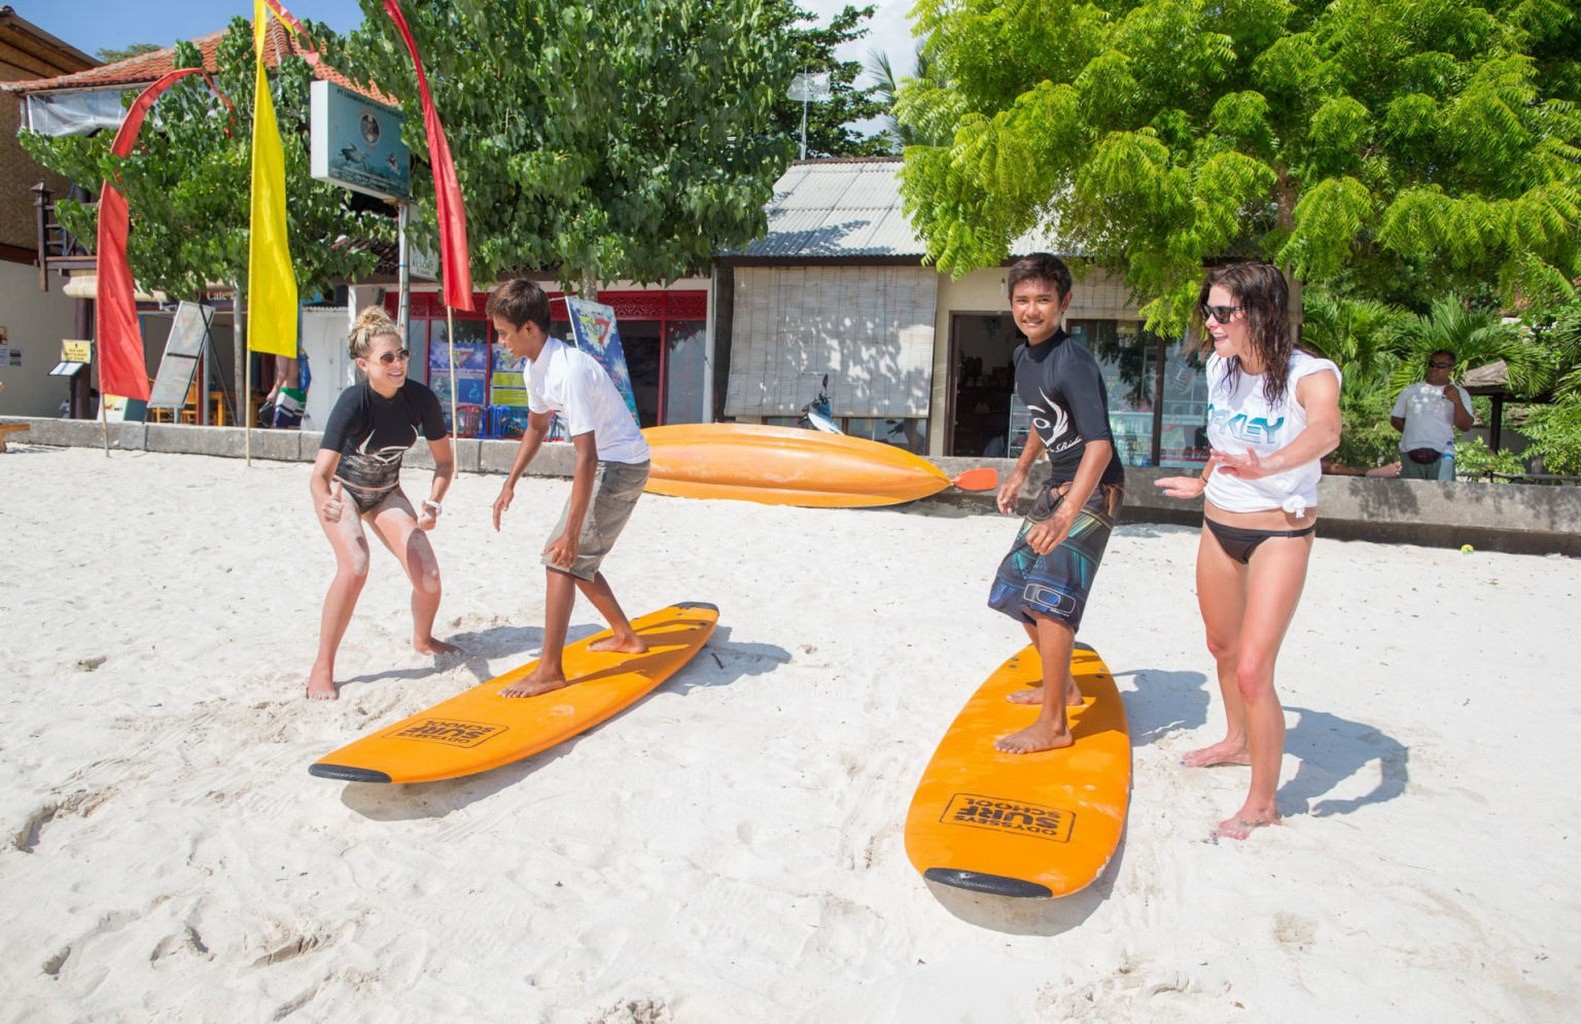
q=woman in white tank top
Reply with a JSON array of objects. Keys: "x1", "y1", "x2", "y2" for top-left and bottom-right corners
[{"x1": 1154, "y1": 261, "x2": 1342, "y2": 840}]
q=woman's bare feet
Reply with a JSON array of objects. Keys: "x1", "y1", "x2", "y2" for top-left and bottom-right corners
[
  {"x1": 499, "y1": 668, "x2": 567, "y2": 699},
  {"x1": 1210, "y1": 810, "x2": 1280, "y2": 841},
  {"x1": 415, "y1": 636, "x2": 461, "y2": 657},
  {"x1": 1180, "y1": 738, "x2": 1251, "y2": 767},
  {"x1": 306, "y1": 667, "x2": 338, "y2": 701},
  {"x1": 588, "y1": 633, "x2": 648, "y2": 655}
]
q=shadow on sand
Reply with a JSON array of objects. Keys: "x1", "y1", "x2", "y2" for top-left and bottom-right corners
[
  {"x1": 1279, "y1": 705, "x2": 1409, "y2": 819},
  {"x1": 338, "y1": 623, "x2": 788, "y2": 821}
]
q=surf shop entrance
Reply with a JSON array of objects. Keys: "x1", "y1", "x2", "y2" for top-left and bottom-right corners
[
  {"x1": 393, "y1": 287, "x2": 709, "y2": 437},
  {"x1": 946, "y1": 313, "x2": 1212, "y2": 469}
]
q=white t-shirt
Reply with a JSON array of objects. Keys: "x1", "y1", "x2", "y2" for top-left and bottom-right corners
[
  {"x1": 1391, "y1": 381, "x2": 1471, "y2": 455},
  {"x1": 524, "y1": 336, "x2": 650, "y2": 464},
  {"x1": 1203, "y1": 350, "x2": 1341, "y2": 516}
]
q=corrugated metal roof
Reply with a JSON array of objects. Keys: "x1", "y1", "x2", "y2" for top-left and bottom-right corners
[{"x1": 724, "y1": 158, "x2": 1069, "y2": 261}]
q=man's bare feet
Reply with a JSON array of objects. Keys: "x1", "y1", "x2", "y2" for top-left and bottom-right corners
[
  {"x1": 499, "y1": 669, "x2": 568, "y2": 699},
  {"x1": 587, "y1": 634, "x2": 648, "y2": 655},
  {"x1": 1180, "y1": 739, "x2": 1251, "y2": 767},
  {"x1": 1209, "y1": 812, "x2": 1280, "y2": 841},
  {"x1": 415, "y1": 637, "x2": 462, "y2": 657},
  {"x1": 305, "y1": 668, "x2": 338, "y2": 701},
  {"x1": 1007, "y1": 678, "x2": 1084, "y2": 707},
  {"x1": 995, "y1": 719, "x2": 1074, "y2": 754}
]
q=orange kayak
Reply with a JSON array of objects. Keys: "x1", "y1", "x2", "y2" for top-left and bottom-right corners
[
  {"x1": 642, "y1": 423, "x2": 959, "y2": 507},
  {"x1": 904, "y1": 642, "x2": 1130, "y2": 898}
]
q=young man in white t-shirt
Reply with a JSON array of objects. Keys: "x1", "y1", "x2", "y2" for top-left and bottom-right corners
[
  {"x1": 1391, "y1": 349, "x2": 1474, "y2": 481},
  {"x1": 488, "y1": 277, "x2": 653, "y2": 697}
]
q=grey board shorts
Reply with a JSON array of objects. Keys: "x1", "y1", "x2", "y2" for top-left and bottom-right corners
[{"x1": 543, "y1": 459, "x2": 649, "y2": 580}]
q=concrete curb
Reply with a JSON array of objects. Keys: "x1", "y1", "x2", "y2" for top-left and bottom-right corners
[{"x1": 7, "y1": 416, "x2": 1577, "y2": 557}]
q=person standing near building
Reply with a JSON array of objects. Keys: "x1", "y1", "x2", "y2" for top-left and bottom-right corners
[
  {"x1": 307, "y1": 307, "x2": 458, "y2": 700},
  {"x1": 1391, "y1": 350, "x2": 1473, "y2": 481},
  {"x1": 488, "y1": 278, "x2": 652, "y2": 697},
  {"x1": 988, "y1": 253, "x2": 1126, "y2": 755}
]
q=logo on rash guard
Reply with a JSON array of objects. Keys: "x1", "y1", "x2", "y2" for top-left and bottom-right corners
[
  {"x1": 356, "y1": 426, "x2": 419, "y2": 464},
  {"x1": 1030, "y1": 388, "x2": 1082, "y2": 454}
]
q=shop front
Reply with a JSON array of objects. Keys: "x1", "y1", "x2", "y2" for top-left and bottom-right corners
[
  {"x1": 938, "y1": 268, "x2": 1211, "y2": 469},
  {"x1": 393, "y1": 286, "x2": 709, "y2": 437}
]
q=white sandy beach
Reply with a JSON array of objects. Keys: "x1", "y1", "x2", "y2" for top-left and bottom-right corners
[{"x1": 0, "y1": 443, "x2": 1575, "y2": 1023}]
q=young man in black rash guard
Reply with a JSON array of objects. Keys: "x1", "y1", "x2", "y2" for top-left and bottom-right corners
[{"x1": 987, "y1": 253, "x2": 1125, "y2": 754}]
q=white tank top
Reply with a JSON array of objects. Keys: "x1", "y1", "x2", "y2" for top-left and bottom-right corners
[{"x1": 1203, "y1": 350, "x2": 1341, "y2": 516}]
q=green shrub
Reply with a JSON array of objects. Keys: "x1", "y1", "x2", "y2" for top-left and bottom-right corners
[{"x1": 1454, "y1": 436, "x2": 1526, "y2": 480}]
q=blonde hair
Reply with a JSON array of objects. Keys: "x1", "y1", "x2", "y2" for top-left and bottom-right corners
[{"x1": 349, "y1": 306, "x2": 401, "y2": 360}]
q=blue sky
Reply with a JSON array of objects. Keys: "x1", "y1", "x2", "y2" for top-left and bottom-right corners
[
  {"x1": 17, "y1": 1, "x2": 366, "y2": 59},
  {"x1": 18, "y1": 0, "x2": 916, "y2": 84}
]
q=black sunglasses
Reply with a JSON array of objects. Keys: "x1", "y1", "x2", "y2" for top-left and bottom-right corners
[
  {"x1": 375, "y1": 348, "x2": 412, "y2": 365},
  {"x1": 1428, "y1": 360, "x2": 1453, "y2": 369},
  {"x1": 1199, "y1": 304, "x2": 1245, "y2": 323}
]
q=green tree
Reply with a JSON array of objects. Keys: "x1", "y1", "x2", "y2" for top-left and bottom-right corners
[
  {"x1": 95, "y1": 43, "x2": 162, "y2": 64},
  {"x1": 1383, "y1": 296, "x2": 1532, "y2": 395},
  {"x1": 868, "y1": 43, "x2": 955, "y2": 152},
  {"x1": 898, "y1": 0, "x2": 1581, "y2": 331},
  {"x1": 23, "y1": 21, "x2": 389, "y2": 302},
  {"x1": 772, "y1": 3, "x2": 890, "y2": 157},
  {"x1": 1517, "y1": 305, "x2": 1581, "y2": 474},
  {"x1": 322, "y1": 0, "x2": 798, "y2": 296},
  {"x1": 1299, "y1": 288, "x2": 1410, "y2": 465}
]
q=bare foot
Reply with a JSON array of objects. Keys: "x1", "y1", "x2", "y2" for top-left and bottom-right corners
[
  {"x1": 588, "y1": 634, "x2": 648, "y2": 655},
  {"x1": 1209, "y1": 813, "x2": 1280, "y2": 841},
  {"x1": 305, "y1": 667, "x2": 338, "y2": 701},
  {"x1": 994, "y1": 719, "x2": 1074, "y2": 754},
  {"x1": 499, "y1": 669, "x2": 568, "y2": 699},
  {"x1": 1180, "y1": 739, "x2": 1251, "y2": 767},
  {"x1": 1007, "y1": 678, "x2": 1083, "y2": 707},
  {"x1": 416, "y1": 637, "x2": 461, "y2": 657}
]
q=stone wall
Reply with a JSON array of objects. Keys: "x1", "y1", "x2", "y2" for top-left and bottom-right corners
[{"x1": 7, "y1": 415, "x2": 1577, "y2": 557}]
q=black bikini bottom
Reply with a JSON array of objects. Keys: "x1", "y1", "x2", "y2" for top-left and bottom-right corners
[{"x1": 1205, "y1": 518, "x2": 1316, "y2": 565}]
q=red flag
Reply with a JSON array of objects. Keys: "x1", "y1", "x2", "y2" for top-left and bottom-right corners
[
  {"x1": 383, "y1": 0, "x2": 475, "y2": 311},
  {"x1": 96, "y1": 69, "x2": 211, "y2": 401}
]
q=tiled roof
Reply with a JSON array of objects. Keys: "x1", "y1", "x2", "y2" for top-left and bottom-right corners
[
  {"x1": 3, "y1": 17, "x2": 391, "y2": 103},
  {"x1": 723, "y1": 158, "x2": 1068, "y2": 261}
]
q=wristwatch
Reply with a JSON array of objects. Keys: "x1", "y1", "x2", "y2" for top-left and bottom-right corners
[{"x1": 423, "y1": 500, "x2": 442, "y2": 515}]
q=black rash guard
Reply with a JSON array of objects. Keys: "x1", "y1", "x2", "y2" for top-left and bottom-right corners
[
  {"x1": 1013, "y1": 329, "x2": 1125, "y2": 487},
  {"x1": 319, "y1": 380, "x2": 448, "y2": 496}
]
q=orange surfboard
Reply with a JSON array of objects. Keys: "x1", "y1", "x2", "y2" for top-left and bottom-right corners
[
  {"x1": 309, "y1": 604, "x2": 718, "y2": 784},
  {"x1": 904, "y1": 642, "x2": 1130, "y2": 898},
  {"x1": 642, "y1": 423, "x2": 993, "y2": 507}
]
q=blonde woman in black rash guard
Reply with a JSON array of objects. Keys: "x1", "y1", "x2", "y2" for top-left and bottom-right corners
[{"x1": 306, "y1": 306, "x2": 459, "y2": 700}]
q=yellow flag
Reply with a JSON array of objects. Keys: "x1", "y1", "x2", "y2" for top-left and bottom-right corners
[{"x1": 247, "y1": 0, "x2": 298, "y2": 356}]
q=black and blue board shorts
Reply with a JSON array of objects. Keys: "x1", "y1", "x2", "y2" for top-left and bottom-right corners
[{"x1": 988, "y1": 482, "x2": 1123, "y2": 632}]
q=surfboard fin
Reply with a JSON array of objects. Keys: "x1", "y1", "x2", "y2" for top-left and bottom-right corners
[
  {"x1": 950, "y1": 467, "x2": 999, "y2": 491},
  {"x1": 923, "y1": 867, "x2": 1054, "y2": 899}
]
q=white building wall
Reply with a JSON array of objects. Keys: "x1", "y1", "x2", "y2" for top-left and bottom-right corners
[{"x1": 0, "y1": 260, "x2": 82, "y2": 416}]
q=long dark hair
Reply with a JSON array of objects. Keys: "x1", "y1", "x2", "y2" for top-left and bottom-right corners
[{"x1": 1197, "y1": 261, "x2": 1293, "y2": 407}]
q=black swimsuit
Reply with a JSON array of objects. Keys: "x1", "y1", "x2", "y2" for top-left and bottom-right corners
[
  {"x1": 320, "y1": 380, "x2": 447, "y2": 514},
  {"x1": 1205, "y1": 519, "x2": 1317, "y2": 564}
]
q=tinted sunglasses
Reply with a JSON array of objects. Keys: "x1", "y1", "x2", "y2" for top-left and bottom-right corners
[
  {"x1": 375, "y1": 349, "x2": 411, "y2": 365},
  {"x1": 1199, "y1": 304, "x2": 1245, "y2": 323}
]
